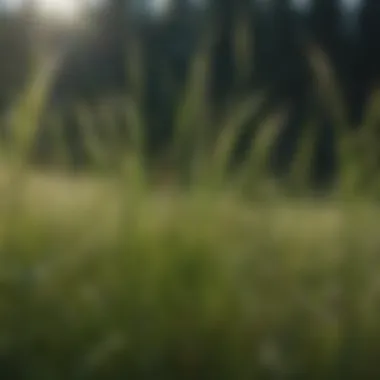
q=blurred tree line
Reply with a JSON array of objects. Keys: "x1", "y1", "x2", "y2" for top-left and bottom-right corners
[
  {"x1": 0, "y1": 3, "x2": 34, "y2": 115},
  {"x1": 1, "y1": 0, "x2": 380, "y2": 185}
]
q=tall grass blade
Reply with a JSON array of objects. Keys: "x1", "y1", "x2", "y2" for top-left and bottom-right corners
[
  {"x1": 356, "y1": 89, "x2": 380, "y2": 197},
  {"x1": 1, "y1": 53, "x2": 62, "y2": 233},
  {"x1": 307, "y1": 46, "x2": 357, "y2": 196},
  {"x1": 206, "y1": 95, "x2": 264, "y2": 190},
  {"x1": 172, "y1": 38, "x2": 213, "y2": 180},
  {"x1": 76, "y1": 104, "x2": 109, "y2": 171},
  {"x1": 7, "y1": 52, "x2": 61, "y2": 170},
  {"x1": 238, "y1": 109, "x2": 287, "y2": 198},
  {"x1": 287, "y1": 119, "x2": 318, "y2": 194},
  {"x1": 123, "y1": 96, "x2": 147, "y2": 191}
]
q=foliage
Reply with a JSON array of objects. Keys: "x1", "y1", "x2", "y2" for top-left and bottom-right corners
[
  {"x1": 0, "y1": 2, "x2": 380, "y2": 379},
  {"x1": 1, "y1": 179, "x2": 380, "y2": 379}
]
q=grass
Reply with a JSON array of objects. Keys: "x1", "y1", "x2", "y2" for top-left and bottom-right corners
[
  {"x1": 0, "y1": 160, "x2": 379, "y2": 379},
  {"x1": 0, "y1": 157, "x2": 380, "y2": 379},
  {"x1": 1, "y1": 30, "x2": 380, "y2": 379}
]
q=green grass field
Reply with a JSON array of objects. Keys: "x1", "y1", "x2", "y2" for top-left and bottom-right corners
[
  {"x1": 0, "y1": 161, "x2": 379, "y2": 379},
  {"x1": 0, "y1": 48, "x2": 380, "y2": 379}
]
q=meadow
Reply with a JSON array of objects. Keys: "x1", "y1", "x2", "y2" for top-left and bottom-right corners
[{"x1": 0, "y1": 45, "x2": 380, "y2": 379}]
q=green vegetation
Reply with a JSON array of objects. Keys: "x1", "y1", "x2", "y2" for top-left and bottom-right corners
[
  {"x1": 1, "y1": 176, "x2": 380, "y2": 379},
  {"x1": 0, "y1": 48, "x2": 379, "y2": 380},
  {"x1": 1, "y1": 4, "x2": 380, "y2": 376}
]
